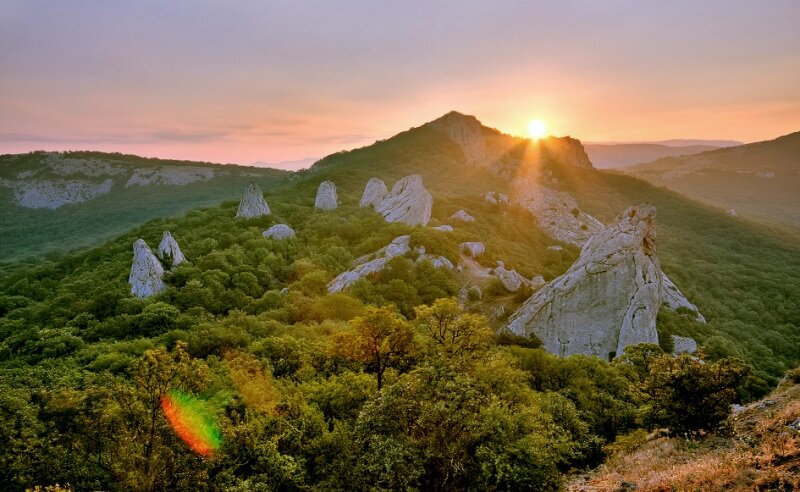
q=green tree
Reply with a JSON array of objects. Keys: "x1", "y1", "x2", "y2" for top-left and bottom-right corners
[{"x1": 414, "y1": 298, "x2": 493, "y2": 364}]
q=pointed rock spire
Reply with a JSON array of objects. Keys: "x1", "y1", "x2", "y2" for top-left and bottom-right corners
[
  {"x1": 236, "y1": 182, "x2": 270, "y2": 219},
  {"x1": 157, "y1": 231, "x2": 186, "y2": 268},
  {"x1": 507, "y1": 204, "x2": 663, "y2": 359},
  {"x1": 315, "y1": 181, "x2": 339, "y2": 210},
  {"x1": 129, "y1": 239, "x2": 165, "y2": 298},
  {"x1": 360, "y1": 178, "x2": 388, "y2": 208}
]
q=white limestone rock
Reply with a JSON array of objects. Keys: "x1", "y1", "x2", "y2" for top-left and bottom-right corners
[
  {"x1": 328, "y1": 235, "x2": 412, "y2": 293},
  {"x1": 512, "y1": 178, "x2": 603, "y2": 246},
  {"x1": 11, "y1": 179, "x2": 114, "y2": 209},
  {"x1": 492, "y1": 261, "x2": 542, "y2": 293},
  {"x1": 662, "y1": 274, "x2": 706, "y2": 322},
  {"x1": 125, "y1": 166, "x2": 218, "y2": 187},
  {"x1": 236, "y1": 183, "x2": 271, "y2": 219},
  {"x1": 315, "y1": 181, "x2": 338, "y2": 210},
  {"x1": 671, "y1": 335, "x2": 698, "y2": 355},
  {"x1": 129, "y1": 239, "x2": 166, "y2": 298},
  {"x1": 433, "y1": 225, "x2": 454, "y2": 232},
  {"x1": 451, "y1": 210, "x2": 476, "y2": 222},
  {"x1": 459, "y1": 241, "x2": 485, "y2": 258},
  {"x1": 417, "y1": 254, "x2": 454, "y2": 270},
  {"x1": 507, "y1": 204, "x2": 664, "y2": 359},
  {"x1": 359, "y1": 178, "x2": 388, "y2": 208},
  {"x1": 157, "y1": 231, "x2": 187, "y2": 267},
  {"x1": 484, "y1": 191, "x2": 510, "y2": 205},
  {"x1": 375, "y1": 175, "x2": 433, "y2": 226},
  {"x1": 263, "y1": 224, "x2": 296, "y2": 240}
]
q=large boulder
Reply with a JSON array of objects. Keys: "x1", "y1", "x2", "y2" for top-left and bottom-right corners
[
  {"x1": 359, "y1": 178, "x2": 388, "y2": 208},
  {"x1": 157, "y1": 231, "x2": 186, "y2": 268},
  {"x1": 492, "y1": 261, "x2": 541, "y2": 292},
  {"x1": 236, "y1": 182, "x2": 270, "y2": 219},
  {"x1": 129, "y1": 239, "x2": 165, "y2": 298},
  {"x1": 328, "y1": 235, "x2": 412, "y2": 293},
  {"x1": 459, "y1": 241, "x2": 485, "y2": 258},
  {"x1": 263, "y1": 224, "x2": 296, "y2": 240},
  {"x1": 315, "y1": 181, "x2": 338, "y2": 210},
  {"x1": 671, "y1": 335, "x2": 698, "y2": 355},
  {"x1": 375, "y1": 175, "x2": 433, "y2": 226},
  {"x1": 507, "y1": 204, "x2": 664, "y2": 359}
]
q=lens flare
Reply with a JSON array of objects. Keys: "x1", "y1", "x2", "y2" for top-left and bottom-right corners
[{"x1": 161, "y1": 390, "x2": 222, "y2": 456}]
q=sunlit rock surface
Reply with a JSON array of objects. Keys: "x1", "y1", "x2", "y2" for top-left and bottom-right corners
[
  {"x1": 359, "y1": 178, "x2": 388, "y2": 208},
  {"x1": 459, "y1": 241, "x2": 485, "y2": 258},
  {"x1": 507, "y1": 204, "x2": 663, "y2": 359},
  {"x1": 129, "y1": 239, "x2": 165, "y2": 298},
  {"x1": 315, "y1": 180, "x2": 339, "y2": 210},
  {"x1": 451, "y1": 209, "x2": 476, "y2": 222},
  {"x1": 235, "y1": 182, "x2": 271, "y2": 219},
  {"x1": 375, "y1": 175, "x2": 433, "y2": 226}
]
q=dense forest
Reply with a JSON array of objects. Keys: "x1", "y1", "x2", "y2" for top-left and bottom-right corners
[{"x1": 1, "y1": 121, "x2": 799, "y2": 490}]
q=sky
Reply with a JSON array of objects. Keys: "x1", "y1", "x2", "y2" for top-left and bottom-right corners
[{"x1": 1, "y1": 1, "x2": 799, "y2": 168}]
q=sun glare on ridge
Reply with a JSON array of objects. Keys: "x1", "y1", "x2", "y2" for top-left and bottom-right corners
[{"x1": 527, "y1": 119, "x2": 547, "y2": 139}]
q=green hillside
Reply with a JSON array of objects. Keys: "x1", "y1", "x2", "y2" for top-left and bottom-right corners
[
  {"x1": 0, "y1": 151, "x2": 290, "y2": 262},
  {"x1": 623, "y1": 131, "x2": 800, "y2": 228},
  {"x1": 1, "y1": 115, "x2": 798, "y2": 490}
]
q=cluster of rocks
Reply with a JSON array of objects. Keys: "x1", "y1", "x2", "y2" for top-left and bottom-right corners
[
  {"x1": 328, "y1": 235, "x2": 452, "y2": 293},
  {"x1": 129, "y1": 231, "x2": 187, "y2": 298}
]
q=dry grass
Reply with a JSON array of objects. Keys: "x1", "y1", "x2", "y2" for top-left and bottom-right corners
[{"x1": 568, "y1": 379, "x2": 800, "y2": 492}]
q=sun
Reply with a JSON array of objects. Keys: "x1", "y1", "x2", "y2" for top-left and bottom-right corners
[{"x1": 527, "y1": 119, "x2": 547, "y2": 140}]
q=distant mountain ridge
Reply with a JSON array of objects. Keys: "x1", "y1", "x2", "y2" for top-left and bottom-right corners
[
  {"x1": 624, "y1": 131, "x2": 800, "y2": 228},
  {"x1": 584, "y1": 143, "x2": 721, "y2": 169}
]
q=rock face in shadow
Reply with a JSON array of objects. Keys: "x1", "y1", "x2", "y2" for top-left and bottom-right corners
[
  {"x1": 662, "y1": 275, "x2": 706, "y2": 322},
  {"x1": 375, "y1": 175, "x2": 433, "y2": 226},
  {"x1": 507, "y1": 204, "x2": 663, "y2": 359},
  {"x1": 157, "y1": 231, "x2": 186, "y2": 268},
  {"x1": 360, "y1": 178, "x2": 388, "y2": 208},
  {"x1": 129, "y1": 239, "x2": 165, "y2": 298},
  {"x1": 315, "y1": 181, "x2": 338, "y2": 210},
  {"x1": 236, "y1": 182, "x2": 271, "y2": 219},
  {"x1": 263, "y1": 224, "x2": 295, "y2": 240}
]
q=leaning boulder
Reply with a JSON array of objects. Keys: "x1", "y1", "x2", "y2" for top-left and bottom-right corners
[
  {"x1": 263, "y1": 224, "x2": 296, "y2": 240},
  {"x1": 507, "y1": 204, "x2": 663, "y2": 359},
  {"x1": 157, "y1": 231, "x2": 186, "y2": 268},
  {"x1": 236, "y1": 182, "x2": 271, "y2": 219},
  {"x1": 459, "y1": 241, "x2": 485, "y2": 258},
  {"x1": 328, "y1": 235, "x2": 412, "y2": 293},
  {"x1": 375, "y1": 175, "x2": 433, "y2": 226},
  {"x1": 360, "y1": 178, "x2": 388, "y2": 208},
  {"x1": 492, "y1": 261, "x2": 535, "y2": 292},
  {"x1": 451, "y1": 210, "x2": 475, "y2": 222},
  {"x1": 315, "y1": 181, "x2": 338, "y2": 210},
  {"x1": 129, "y1": 239, "x2": 165, "y2": 298}
]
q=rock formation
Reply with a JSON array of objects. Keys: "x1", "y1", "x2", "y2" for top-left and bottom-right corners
[
  {"x1": 157, "y1": 231, "x2": 186, "y2": 267},
  {"x1": 451, "y1": 210, "x2": 475, "y2": 222},
  {"x1": 417, "y1": 254, "x2": 455, "y2": 270},
  {"x1": 492, "y1": 261, "x2": 544, "y2": 293},
  {"x1": 671, "y1": 335, "x2": 698, "y2": 355},
  {"x1": 236, "y1": 182, "x2": 271, "y2": 219},
  {"x1": 459, "y1": 241, "x2": 485, "y2": 258},
  {"x1": 484, "y1": 191, "x2": 510, "y2": 205},
  {"x1": 263, "y1": 224, "x2": 296, "y2": 240},
  {"x1": 360, "y1": 178, "x2": 388, "y2": 208},
  {"x1": 512, "y1": 179, "x2": 603, "y2": 246},
  {"x1": 662, "y1": 275, "x2": 706, "y2": 322},
  {"x1": 125, "y1": 166, "x2": 218, "y2": 187},
  {"x1": 129, "y1": 239, "x2": 166, "y2": 298},
  {"x1": 429, "y1": 111, "x2": 514, "y2": 168},
  {"x1": 375, "y1": 175, "x2": 433, "y2": 226},
  {"x1": 507, "y1": 204, "x2": 664, "y2": 359},
  {"x1": 328, "y1": 235, "x2": 412, "y2": 293},
  {"x1": 315, "y1": 181, "x2": 338, "y2": 210},
  {"x1": 538, "y1": 136, "x2": 594, "y2": 169},
  {"x1": 433, "y1": 224, "x2": 454, "y2": 232}
]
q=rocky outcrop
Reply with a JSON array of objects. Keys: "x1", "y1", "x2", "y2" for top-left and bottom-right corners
[
  {"x1": 129, "y1": 239, "x2": 166, "y2": 298},
  {"x1": 236, "y1": 183, "x2": 271, "y2": 219},
  {"x1": 671, "y1": 335, "x2": 698, "y2": 355},
  {"x1": 539, "y1": 136, "x2": 594, "y2": 169},
  {"x1": 507, "y1": 205, "x2": 663, "y2": 359},
  {"x1": 6, "y1": 179, "x2": 114, "y2": 209},
  {"x1": 263, "y1": 224, "x2": 296, "y2": 240},
  {"x1": 662, "y1": 275, "x2": 706, "y2": 322},
  {"x1": 359, "y1": 178, "x2": 388, "y2": 208},
  {"x1": 315, "y1": 181, "x2": 338, "y2": 210},
  {"x1": 157, "y1": 231, "x2": 186, "y2": 267},
  {"x1": 451, "y1": 210, "x2": 475, "y2": 222},
  {"x1": 429, "y1": 111, "x2": 514, "y2": 168},
  {"x1": 125, "y1": 166, "x2": 218, "y2": 187},
  {"x1": 459, "y1": 241, "x2": 485, "y2": 258},
  {"x1": 433, "y1": 224, "x2": 454, "y2": 232},
  {"x1": 484, "y1": 191, "x2": 509, "y2": 205},
  {"x1": 375, "y1": 175, "x2": 433, "y2": 226},
  {"x1": 492, "y1": 261, "x2": 544, "y2": 292},
  {"x1": 512, "y1": 179, "x2": 603, "y2": 246},
  {"x1": 328, "y1": 235, "x2": 412, "y2": 293},
  {"x1": 417, "y1": 254, "x2": 454, "y2": 270}
]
